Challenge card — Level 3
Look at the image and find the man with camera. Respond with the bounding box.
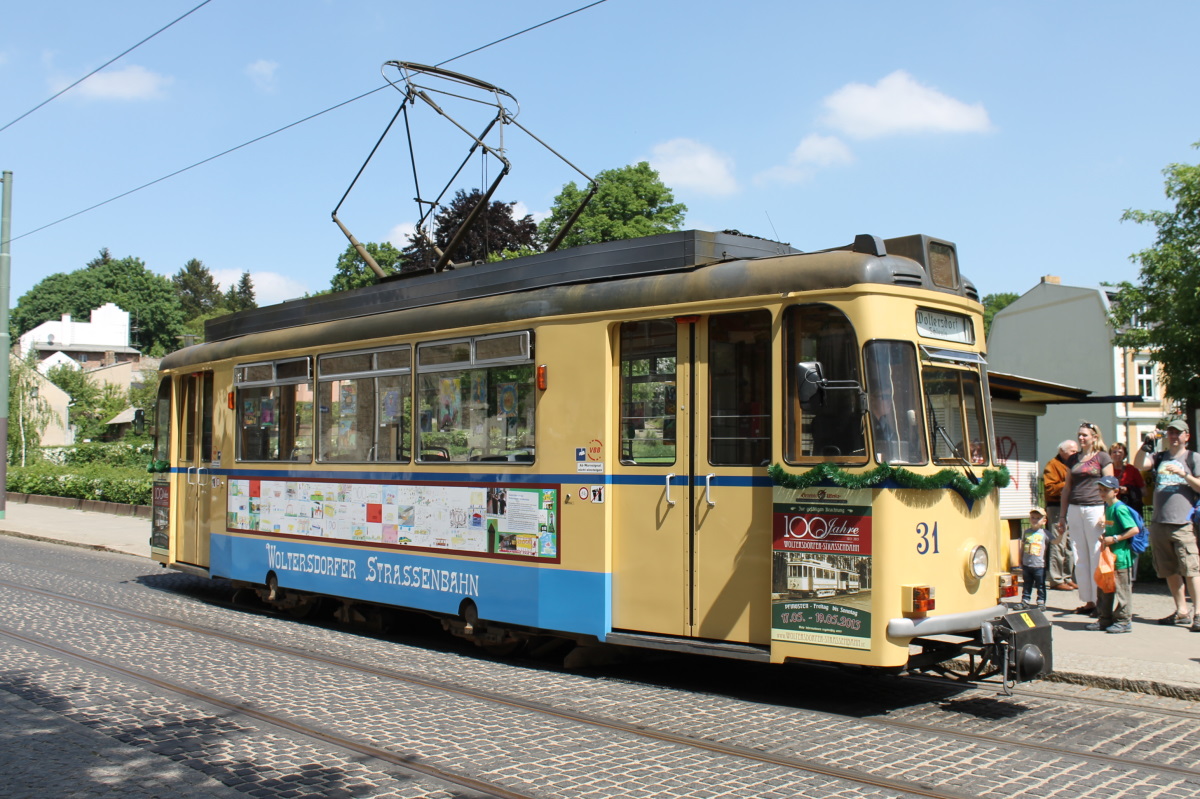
[1134,419,1200,631]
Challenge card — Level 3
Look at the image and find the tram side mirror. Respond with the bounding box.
[796,362,827,408]
[133,408,146,436]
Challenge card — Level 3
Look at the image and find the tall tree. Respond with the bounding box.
[982,292,1019,339]
[330,241,403,292]
[224,271,258,312]
[12,250,184,356]
[8,352,56,466]
[172,258,225,319]
[1110,141,1200,429]
[402,189,539,271]
[538,161,687,250]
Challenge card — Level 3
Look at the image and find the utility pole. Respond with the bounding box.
[0,171,12,519]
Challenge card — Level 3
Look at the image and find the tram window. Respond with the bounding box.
[783,305,867,464]
[317,346,412,463]
[709,311,771,466]
[923,367,989,465]
[415,333,535,463]
[153,379,171,464]
[620,320,676,465]
[234,358,314,462]
[864,341,927,465]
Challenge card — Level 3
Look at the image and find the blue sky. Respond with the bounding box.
[2,1,1198,308]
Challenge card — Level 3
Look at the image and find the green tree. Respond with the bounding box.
[224,271,258,312]
[8,352,56,466]
[45,363,129,442]
[12,250,185,356]
[1110,141,1200,428]
[982,292,1019,339]
[172,258,225,319]
[402,189,539,271]
[331,241,403,292]
[538,161,687,249]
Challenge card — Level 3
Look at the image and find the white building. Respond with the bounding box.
[19,303,140,371]
[987,276,1168,466]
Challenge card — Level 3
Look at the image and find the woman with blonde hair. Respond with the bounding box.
[1056,421,1114,616]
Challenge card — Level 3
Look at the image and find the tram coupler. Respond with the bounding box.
[982,607,1053,691]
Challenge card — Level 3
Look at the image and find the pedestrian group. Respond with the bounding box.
[1029,419,1200,634]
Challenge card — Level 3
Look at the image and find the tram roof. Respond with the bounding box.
[205,230,798,343]
[167,229,980,370]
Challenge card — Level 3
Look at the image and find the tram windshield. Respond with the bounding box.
[863,341,926,465]
[923,366,989,465]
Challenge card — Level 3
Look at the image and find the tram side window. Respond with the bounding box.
[415,332,535,463]
[620,320,676,465]
[709,310,771,466]
[783,305,866,464]
[235,358,314,462]
[863,341,927,465]
[923,367,989,465]
[317,346,412,462]
[153,379,171,464]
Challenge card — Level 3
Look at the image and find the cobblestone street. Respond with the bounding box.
[3,536,1200,799]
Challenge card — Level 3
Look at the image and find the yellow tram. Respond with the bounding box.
[150,230,1051,682]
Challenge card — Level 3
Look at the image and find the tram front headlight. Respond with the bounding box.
[968,545,989,580]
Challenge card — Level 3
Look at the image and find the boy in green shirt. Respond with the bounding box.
[1087,475,1138,634]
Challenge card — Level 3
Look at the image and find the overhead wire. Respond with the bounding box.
[6,0,610,246]
[0,0,216,135]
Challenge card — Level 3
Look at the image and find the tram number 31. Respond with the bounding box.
[916,521,940,555]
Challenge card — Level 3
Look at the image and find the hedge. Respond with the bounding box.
[6,463,152,507]
[40,441,154,469]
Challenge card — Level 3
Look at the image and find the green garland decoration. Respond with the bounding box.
[768,462,1010,502]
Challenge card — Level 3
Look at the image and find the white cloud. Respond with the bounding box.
[511,201,548,224]
[649,138,738,196]
[212,268,309,306]
[245,59,279,92]
[67,64,172,100]
[821,70,993,139]
[755,134,854,185]
[387,222,417,248]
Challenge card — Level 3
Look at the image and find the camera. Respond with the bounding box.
[1142,430,1164,446]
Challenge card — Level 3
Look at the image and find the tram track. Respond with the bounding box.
[2,574,1199,799]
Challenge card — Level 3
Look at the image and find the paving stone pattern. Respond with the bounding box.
[2,538,1199,799]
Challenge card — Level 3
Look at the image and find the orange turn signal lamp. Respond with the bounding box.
[537,365,548,391]
[999,573,1019,598]
[904,585,936,614]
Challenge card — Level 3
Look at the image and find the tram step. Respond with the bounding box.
[604,632,771,662]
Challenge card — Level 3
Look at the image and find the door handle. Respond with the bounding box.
[186,467,196,485]
[705,473,716,507]
[665,473,676,506]
[197,467,208,488]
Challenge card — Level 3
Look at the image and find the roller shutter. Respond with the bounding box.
[993,412,1040,519]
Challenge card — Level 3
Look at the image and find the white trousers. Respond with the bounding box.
[1067,503,1106,605]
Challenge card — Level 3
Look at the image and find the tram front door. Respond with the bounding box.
[177,371,216,567]
[612,312,773,644]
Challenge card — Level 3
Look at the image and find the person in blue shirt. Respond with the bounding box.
[1086,475,1138,634]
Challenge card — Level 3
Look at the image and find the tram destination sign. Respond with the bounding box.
[915,308,974,344]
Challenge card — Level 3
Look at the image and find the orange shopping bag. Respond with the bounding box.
[1094,544,1116,594]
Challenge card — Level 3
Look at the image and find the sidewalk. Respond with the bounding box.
[2,500,1199,699]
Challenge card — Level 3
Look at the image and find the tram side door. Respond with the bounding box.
[691,310,773,645]
[612,319,693,636]
[177,371,215,567]
[611,312,772,643]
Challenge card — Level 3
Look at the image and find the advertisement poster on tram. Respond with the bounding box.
[771,486,873,649]
[150,477,170,557]
[225,478,558,560]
